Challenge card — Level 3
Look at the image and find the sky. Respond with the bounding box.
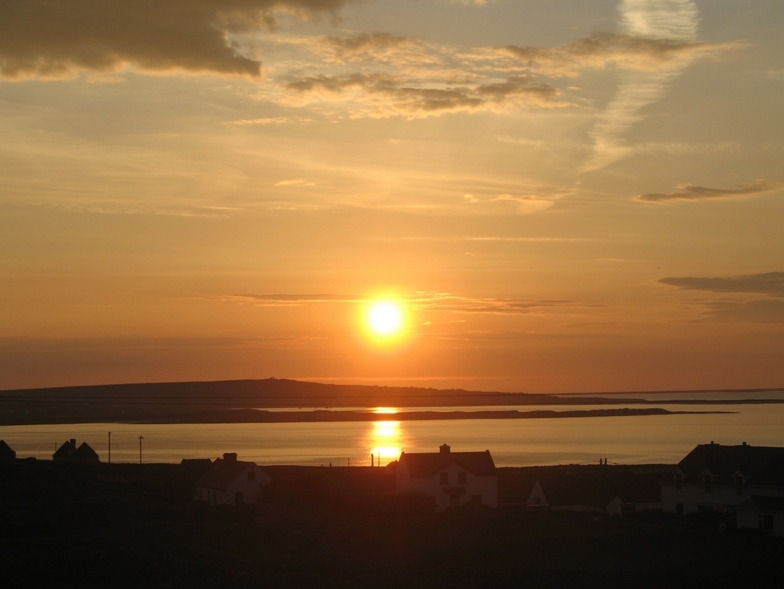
[1,0,783,393]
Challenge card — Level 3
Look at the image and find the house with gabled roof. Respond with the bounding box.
[396,444,497,511]
[196,453,271,506]
[53,439,100,464]
[0,440,16,462]
[662,442,784,523]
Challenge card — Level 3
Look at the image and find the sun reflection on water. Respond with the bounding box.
[365,409,404,466]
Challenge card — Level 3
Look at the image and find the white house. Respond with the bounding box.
[526,480,549,509]
[196,453,271,506]
[396,444,497,512]
[661,442,784,519]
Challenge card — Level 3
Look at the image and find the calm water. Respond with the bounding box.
[3,397,784,466]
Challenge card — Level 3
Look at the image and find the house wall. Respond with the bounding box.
[198,464,271,506]
[397,462,497,512]
[662,483,784,514]
[737,510,784,537]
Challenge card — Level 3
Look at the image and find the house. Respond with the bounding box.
[661,442,784,516]
[53,439,100,463]
[522,469,660,516]
[526,480,549,508]
[196,453,271,506]
[0,440,16,461]
[396,444,497,512]
[736,496,784,537]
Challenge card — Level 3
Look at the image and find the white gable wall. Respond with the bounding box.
[197,463,271,506]
[397,460,497,512]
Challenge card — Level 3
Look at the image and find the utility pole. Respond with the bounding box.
[108,431,111,464]
[139,436,144,464]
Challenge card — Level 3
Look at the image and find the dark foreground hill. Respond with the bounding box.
[1,459,782,589]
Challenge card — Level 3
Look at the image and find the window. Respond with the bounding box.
[471,495,482,504]
[247,471,255,481]
[440,472,449,485]
[674,473,682,492]
[759,515,774,532]
[458,472,467,485]
[703,474,712,493]
[735,476,743,495]
[534,497,541,506]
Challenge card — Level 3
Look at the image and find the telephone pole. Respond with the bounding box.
[139,436,144,464]
[108,431,111,464]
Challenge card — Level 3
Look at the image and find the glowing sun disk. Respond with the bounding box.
[368,302,403,336]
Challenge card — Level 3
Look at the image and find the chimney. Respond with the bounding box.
[742,441,747,446]
[70,439,76,446]
[223,453,237,462]
[439,444,450,455]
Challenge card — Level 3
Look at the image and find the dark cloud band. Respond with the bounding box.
[0,0,353,79]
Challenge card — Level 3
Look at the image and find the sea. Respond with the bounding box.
[2,391,784,467]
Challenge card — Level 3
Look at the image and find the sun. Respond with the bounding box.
[368,301,403,337]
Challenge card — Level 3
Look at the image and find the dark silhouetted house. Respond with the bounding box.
[736,495,784,537]
[661,442,784,522]
[396,444,497,511]
[0,440,16,461]
[523,471,660,516]
[196,453,271,506]
[53,439,100,463]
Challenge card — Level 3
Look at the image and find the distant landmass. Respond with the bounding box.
[0,378,776,425]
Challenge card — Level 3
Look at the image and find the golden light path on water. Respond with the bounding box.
[366,408,404,465]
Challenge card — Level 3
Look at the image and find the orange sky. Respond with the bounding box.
[1,0,783,392]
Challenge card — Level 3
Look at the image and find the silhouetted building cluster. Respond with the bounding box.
[662,441,784,536]
[53,439,100,463]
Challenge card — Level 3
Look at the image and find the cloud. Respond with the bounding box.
[275,178,315,186]
[659,272,784,297]
[0,0,353,80]
[225,116,314,125]
[281,73,559,118]
[705,299,784,323]
[320,33,423,62]
[497,33,735,78]
[222,291,594,314]
[636,180,783,203]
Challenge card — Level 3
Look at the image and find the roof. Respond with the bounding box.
[0,439,16,460]
[674,444,784,487]
[52,439,100,463]
[399,449,496,477]
[737,495,784,513]
[197,457,256,491]
[53,439,77,459]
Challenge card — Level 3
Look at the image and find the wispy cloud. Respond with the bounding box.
[275,178,316,187]
[0,0,353,80]
[279,73,559,118]
[225,116,314,125]
[659,271,784,297]
[222,291,596,314]
[495,33,735,78]
[636,180,783,203]
[586,0,709,170]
